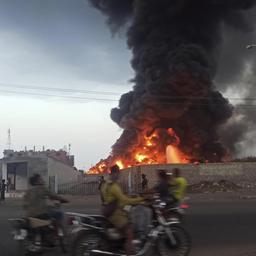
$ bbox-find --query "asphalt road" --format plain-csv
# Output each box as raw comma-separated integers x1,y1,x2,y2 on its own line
1,195,256,256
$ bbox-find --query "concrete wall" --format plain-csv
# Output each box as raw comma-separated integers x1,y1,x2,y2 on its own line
47,157,79,186
14,162,28,190
117,162,256,191
27,158,48,182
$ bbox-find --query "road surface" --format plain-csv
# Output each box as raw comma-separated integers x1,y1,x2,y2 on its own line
1,194,256,256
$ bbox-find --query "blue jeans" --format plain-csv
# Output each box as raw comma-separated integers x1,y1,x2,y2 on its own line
48,210,64,221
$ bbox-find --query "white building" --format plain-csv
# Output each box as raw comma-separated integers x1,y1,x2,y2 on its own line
0,149,80,192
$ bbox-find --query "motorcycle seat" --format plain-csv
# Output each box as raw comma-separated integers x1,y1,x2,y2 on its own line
28,217,52,229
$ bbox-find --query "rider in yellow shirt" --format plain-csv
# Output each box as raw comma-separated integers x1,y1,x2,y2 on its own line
172,168,187,202
101,165,143,255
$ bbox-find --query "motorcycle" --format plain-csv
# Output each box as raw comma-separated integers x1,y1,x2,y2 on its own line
67,196,191,256
8,202,67,255
164,199,190,223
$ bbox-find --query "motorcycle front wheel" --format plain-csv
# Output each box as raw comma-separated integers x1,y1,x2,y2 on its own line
157,225,191,256
16,240,27,256
59,235,68,253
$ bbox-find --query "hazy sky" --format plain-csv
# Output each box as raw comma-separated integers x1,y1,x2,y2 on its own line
0,0,133,169
0,1,255,169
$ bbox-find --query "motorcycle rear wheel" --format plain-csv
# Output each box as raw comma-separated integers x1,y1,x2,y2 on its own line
72,233,100,256
17,240,27,256
17,240,41,256
157,225,191,256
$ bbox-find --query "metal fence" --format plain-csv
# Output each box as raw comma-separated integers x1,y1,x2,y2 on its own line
58,181,99,195
57,180,131,196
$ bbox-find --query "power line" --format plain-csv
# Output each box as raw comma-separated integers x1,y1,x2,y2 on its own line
2,89,256,108
0,82,121,96
0,82,256,109
0,82,256,101
0,89,118,102
143,95,256,101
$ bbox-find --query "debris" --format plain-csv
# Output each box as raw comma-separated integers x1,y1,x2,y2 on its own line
188,180,241,193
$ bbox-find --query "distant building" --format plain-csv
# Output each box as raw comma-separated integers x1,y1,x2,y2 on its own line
0,149,79,192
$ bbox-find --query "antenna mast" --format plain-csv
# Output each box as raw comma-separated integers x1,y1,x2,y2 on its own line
68,143,71,155
7,128,11,150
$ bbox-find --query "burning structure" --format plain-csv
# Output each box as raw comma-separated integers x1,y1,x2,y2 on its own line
88,0,256,174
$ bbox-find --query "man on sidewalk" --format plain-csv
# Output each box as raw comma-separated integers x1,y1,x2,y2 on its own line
1,179,6,201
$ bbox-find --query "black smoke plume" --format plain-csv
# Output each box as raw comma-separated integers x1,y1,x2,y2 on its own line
88,0,256,165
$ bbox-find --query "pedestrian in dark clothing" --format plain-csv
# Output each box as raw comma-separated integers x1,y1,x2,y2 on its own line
6,179,10,192
98,176,105,190
141,174,148,191
1,179,6,201
98,176,105,202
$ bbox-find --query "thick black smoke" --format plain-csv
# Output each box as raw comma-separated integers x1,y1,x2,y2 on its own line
216,7,256,156
88,0,134,31
89,0,256,163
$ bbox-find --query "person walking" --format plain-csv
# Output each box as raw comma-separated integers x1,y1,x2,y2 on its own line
141,174,148,191
1,179,6,201
98,176,106,202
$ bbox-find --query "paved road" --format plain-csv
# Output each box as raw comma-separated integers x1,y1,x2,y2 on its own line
187,199,256,256
1,195,256,256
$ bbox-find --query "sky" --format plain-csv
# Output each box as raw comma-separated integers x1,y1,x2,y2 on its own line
0,1,255,169
0,0,133,169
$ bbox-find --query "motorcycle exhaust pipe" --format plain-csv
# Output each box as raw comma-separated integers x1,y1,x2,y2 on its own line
91,250,126,256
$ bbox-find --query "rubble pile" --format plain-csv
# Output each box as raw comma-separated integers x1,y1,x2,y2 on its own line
188,180,241,193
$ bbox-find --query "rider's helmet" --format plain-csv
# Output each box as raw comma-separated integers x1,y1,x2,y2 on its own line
110,165,120,173
110,165,120,180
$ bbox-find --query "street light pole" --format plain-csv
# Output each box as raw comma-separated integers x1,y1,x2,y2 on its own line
246,44,256,49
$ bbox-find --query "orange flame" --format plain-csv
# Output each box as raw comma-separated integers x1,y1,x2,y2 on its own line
166,145,190,164
144,132,157,147
135,153,147,163
87,127,192,174
116,160,124,170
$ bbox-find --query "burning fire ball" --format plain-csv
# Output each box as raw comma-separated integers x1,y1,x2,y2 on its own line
87,0,256,174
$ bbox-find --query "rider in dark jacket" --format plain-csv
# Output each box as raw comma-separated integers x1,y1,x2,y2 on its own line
153,169,177,205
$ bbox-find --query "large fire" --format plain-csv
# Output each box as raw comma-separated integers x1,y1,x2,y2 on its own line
87,127,191,174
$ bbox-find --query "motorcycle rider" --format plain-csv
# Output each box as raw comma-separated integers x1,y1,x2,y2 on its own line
24,174,68,219
101,165,144,255
152,169,177,205
171,168,187,203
